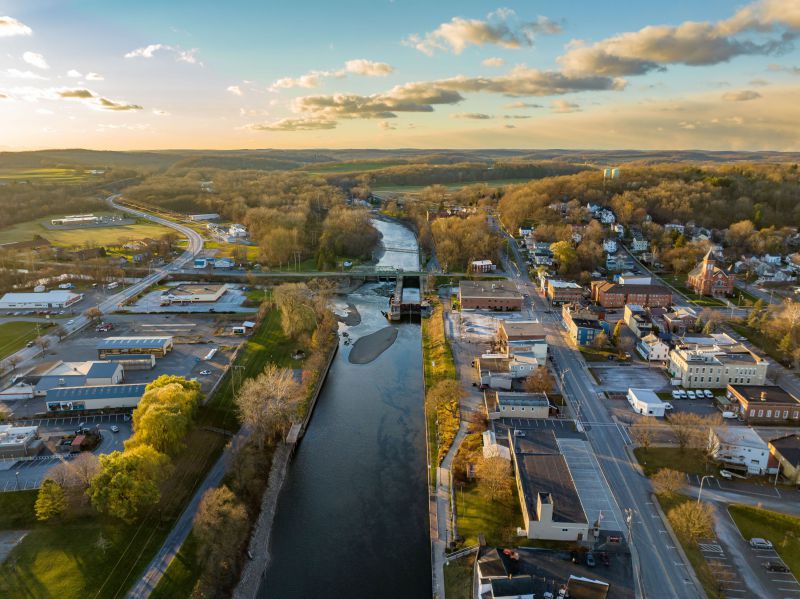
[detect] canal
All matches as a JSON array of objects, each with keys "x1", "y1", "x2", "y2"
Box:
[{"x1": 260, "y1": 218, "x2": 431, "y2": 598}]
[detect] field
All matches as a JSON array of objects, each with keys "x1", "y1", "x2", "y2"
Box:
[
  {"x1": 0, "y1": 321, "x2": 51, "y2": 360},
  {"x1": 729, "y1": 322, "x2": 788, "y2": 364},
  {"x1": 0, "y1": 168, "x2": 91, "y2": 183},
  {"x1": 658, "y1": 274, "x2": 727, "y2": 307},
  {"x1": 0, "y1": 214, "x2": 174, "y2": 247},
  {"x1": 443, "y1": 554, "x2": 475, "y2": 599},
  {"x1": 728, "y1": 505, "x2": 800, "y2": 576},
  {"x1": 634, "y1": 447, "x2": 713, "y2": 477}
]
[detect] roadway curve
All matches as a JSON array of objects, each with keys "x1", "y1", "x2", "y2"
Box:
[{"x1": 4, "y1": 194, "x2": 203, "y2": 369}]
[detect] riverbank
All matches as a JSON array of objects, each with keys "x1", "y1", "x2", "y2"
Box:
[{"x1": 348, "y1": 325, "x2": 398, "y2": 363}]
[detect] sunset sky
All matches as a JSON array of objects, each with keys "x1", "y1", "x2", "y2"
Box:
[{"x1": 1, "y1": 0, "x2": 800, "y2": 151}]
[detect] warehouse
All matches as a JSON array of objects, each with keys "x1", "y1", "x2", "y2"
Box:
[
  {"x1": 97, "y1": 336, "x2": 173, "y2": 358},
  {"x1": 160, "y1": 283, "x2": 227, "y2": 304},
  {"x1": 0, "y1": 290, "x2": 83, "y2": 310},
  {"x1": 46, "y1": 383, "x2": 148, "y2": 412}
]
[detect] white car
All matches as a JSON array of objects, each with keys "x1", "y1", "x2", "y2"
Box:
[
  {"x1": 703, "y1": 390, "x2": 714, "y2": 399},
  {"x1": 676, "y1": 389, "x2": 687, "y2": 399},
  {"x1": 687, "y1": 391, "x2": 697, "y2": 400},
  {"x1": 513, "y1": 429, "x2": 525, "y2": 437},
  {"x1": 663, "y1": 402, "x2": 674, "y2": 411},
  {"x1": 750, "y1": 538, "x2": 773, "y2": 550},
  {"x1": 671, "y1": 390, "x2": 681, "y2": 400},
  {"x1": 110, "y1": 425, "x2": 120, "y2": 433},
  {"x1": 719, "y1": 469, "x2": 734, "y2": 479},
  {"x1": 66, "y1": 319, "x2": 74, "y2": 325},
  {"x1": 199, "y1": 370, "x2": 211, "y2": 375}
]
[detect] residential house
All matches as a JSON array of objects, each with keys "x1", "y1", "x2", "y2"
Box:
[
  {"x1": 613, "y1": 223, "x2": 625, "y2": 237},
  {"x1": 606, "y1": 253, "x2": 636, "y2": 272},
  {"x1": 598, "y1": 209, "x2": 616, "y2": 224},
  {"x1": 727, "y1": 385, "x2": 800, "y2": 425},
  {"x1": 482, "y1": 430, "x2": 511, "y2": 461},
  {"x1": 687, "y1": 251, "x2": 735, "y2": 297},
  {"x1": 623, "y1": 304, "x2": 654, "y2": 338},
  {"x1": 663, "y1": 307, "x2": 697, "y2": 335},
  {"x1": 602, "y1": 239, "x2": 618, "y2": 254},
  {"x1": 637, "y1": 334, "x2": 670, "y2": 363},
  {"x1": 630, "y1": 236, "x2": 649, "y2": 253},
  {"x1": 664, "y1": 223, "x2": 685, "y2": 234},
  {"x1": 708, "y1": 427, "x2": 775, "y2": 475},
  {"x1": 471, "y1": 259, "x2": 497, "y2": 273},
  {"x1": 769, "y1": 434, "x2": 800, "y2": 485},
  {"x1": 563, "y1": 309, "x2": 605, "y2": 346}
]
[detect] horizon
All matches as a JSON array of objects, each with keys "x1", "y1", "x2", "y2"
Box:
[{"x1": 1, "y1": 0, "x2": 800, "y2": 152}]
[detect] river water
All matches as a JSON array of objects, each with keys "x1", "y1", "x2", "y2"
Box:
[{"x1": 260, "y1": 217, "x2": 430, "y2": 598}]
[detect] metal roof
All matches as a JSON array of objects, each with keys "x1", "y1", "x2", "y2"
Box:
[
  {"x1": 103, "y1": 354, "x2": 154, "y2": 361},
  {"x1": 97, "y1": 336, "x2": 172, "y2": 350},
  {"x1": 0, "y1": 291, "x2": 80, "y2": 303},
  {"x1": 46, "y1": 383, "x2": 147, "y2": 402},
  {"x1": 86, "y1": 362, "x2": 121, "y2": 378}
]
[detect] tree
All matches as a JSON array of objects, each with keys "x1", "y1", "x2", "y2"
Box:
[
  {"x1": 193, "y1": 485, "x2": 249, "y2": 594},
  {"x1": 84, "y1": 307, "x2": 102, "y2": 322},
  {"x1": 524, "y1": 366, "x2": 555, "y2": 394},
  {"x1": 52, "y1": 325, "x2": 67, "y2": 341},
  {"x1": 668, "y1": 501, "x2": 714, "y2": 542},
  {"x1": 37, "y1": 337, "x2": 50, "y2": 353},
  {"x1": 46, "y1": 452, "x2": 100, "y2": 507},
  {"x1": 235, "y1": 364, "x2": 300, "y2": 447},
  {"x1": 4, "y1": 355, "x2": 20, "y2": 373},
  {"x1": 273, "y1": 282, "x2": 316, "y2": 338},
  {"x1": 666, "y1": 412, "x2": 706, "y2": 451},
  {"x1": 629, "y1": 417, "x2": 655, "y2": 453},
  {"x1": 88, "y1": 445, "x2": 171, "y2": 523},
  {"x1": 35, "y1": 479, "x2": 67, "y2": 521},
  {"x1": 592, "y1": 332, "x2": 609, "y2": 349},
  {"x1": 652, "y1": 468, "x2": 686, "y2": 496},
  {"x1": 475, "y1": 456, "x2": 513, "y2": 501},
  {"x1": 550, "y1": 241, "x2": 578, "y2": 275},
  {"x1": 127, "y1": 377, "x2": 201, "y2": 455}
]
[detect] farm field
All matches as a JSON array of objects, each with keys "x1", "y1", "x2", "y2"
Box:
[
  {"x1": 0, "y1": 321, "x2": 51, "y2": 360},
  {"x1": 0, "y1": 168, "x2": 92, "y2": 183},
  {"x1": 0, "y1": 214, "x2": 174, "y2": 246}
]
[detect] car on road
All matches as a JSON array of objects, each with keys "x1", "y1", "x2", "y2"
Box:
[
  {"x1": 66, "y1": 319, "x2": 74, "y2": 325},
  {"x1": 110, "y1": 425, "x2": 120, "y2": 433},
  {"x1": 570, "y1": 551, "x2": 581, "y2": 564},
  {"x1": 687, "y1": 391, "x2": 697, "y2": 400},
  {"x1": 763, "y1": 561, "x2": 789, "y2": 572},
  {"x1": 513, "y1": 430, "x2": 525, "y2": 437},
  {"x1": 585, "y1": 553, "x2": 596, "y2": 567},
  {"x1": 663, "y1": 402, "x2": 674, "y2": 411},
  {"x1": 749, "y1": 538, "x2": 773, "y2": 549},
  {"x1": 703, "y1": 390, "x2": 714, "y2": 399},
  {"x1": 719, "y1": 469, "x2": 734, "y2": 479},
  {"x1": 26, "y1": 341, "x2": 34, "y2": 347},
  {"x1": 199, "y1": 370, "x2": 211, "y2": 375},
  {"x1": 600, "y1": 552, "x2": 610, "y2": 567}
]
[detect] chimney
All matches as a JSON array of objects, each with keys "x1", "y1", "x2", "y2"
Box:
[{"x1": 760, "y1": 391, "x2": 767, "y2": 402}]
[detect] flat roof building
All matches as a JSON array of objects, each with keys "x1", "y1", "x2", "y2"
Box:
[
  {"x1": 46, "y1": 383, "x2": 148, "y2": 412},
  {"x1": 458, "y1": 280, "x2": 523, "y2": 311},
  {"x1": 591, "y1": 281, "x2": 672, "y2": 308},
  {"x1": 161, "y1": 283, "x2": 227, "y2": 304},
  {"x1": 627, "y1": 388, "x2": 667, "y2": 417},
  {"x1": 97, "y1": 336, "x2": 173, "y2": 358},
  {"x1": 727, "y1": 384, "x2": 800, "y2": 425},
  {"x1": 546, "y1": 279, "x2": 585, "y2": 304},
  {"x1": 0, "y1": 290, "x2": 83, "y2": 310},
  {"x1": 669, "y1": 345, "x2": 768, "y2": 389},
  {"x1": 485, "y1": 391, "x2": 551, "y2": 420},
  {"x1": 101, "y1": 353, "x2": 156, "y2": 370}
]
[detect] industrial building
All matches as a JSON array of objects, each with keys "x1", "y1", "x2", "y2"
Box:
[
  {"x1": 97, "y1": 336, "x2": 173, "y2": 358},
  {"x1": 458, "y1": 280, "x2": 523, "y2": 311},
  {"x1": 161, "y1": 283, "x2": 227, "y2": 304},
  {"x1": 50, "y1": 214, "x2": 100, "y2": 226},
  {"x1": 46, "y1": 383, "x2": 148, "y2": 412},
  {"x1": 0, "y1": 424, "x2": 41, "y2": 458},
  {"x1": 102, "y1": 353, "x2": 156, "y2": 370},
  {"x1": 0, "y1": 360, "x2": 124, "y2": 401},
  {"x1": 0, "y1": 290, "x2": 83, "y2": 310}
]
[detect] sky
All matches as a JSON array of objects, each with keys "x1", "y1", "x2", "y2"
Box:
[{"x1": 1, "y1": 0, "x2": 800, "y2": 151}]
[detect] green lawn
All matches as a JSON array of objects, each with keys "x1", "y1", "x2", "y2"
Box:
[
  {"x1": 0, "y1": 321, "x2": 51, "y2": 361},
  {"x1": 455, "y1": 482, "x2": 522, "y2": 547},
  {"x1": 579, "y1": 345, "x2": 617, "y2": 362},
  {"x1": 729, "y1": 322, "x2": 788, "y2": 365},
  {"x1": 149, "y1": 533, "x2": 199, "y2": 599},
  {"x1": 0, "y1": 214, "x2": 174, "y2": 247},
  {"x1": 657, "y1": 493, "x2": 723, "y2": 599},
  {"x1": 0, "y1": 490, "x2": 37, "y2": 528},
  {"x1": 728, "y1": 505, "x2": 800, "y2": 576},
  {"x1": 634, "y1": 447, "x2": 714, "y2": 477},
  {"x1": 444, "y1": 554, "x2": 475, "y2": 599},
  {"x1": 659, "y1": 274, "x2": 726, "y2": 307}
]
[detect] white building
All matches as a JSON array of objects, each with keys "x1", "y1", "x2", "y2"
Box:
[
  {"x1": 618, "y1": 273, "x2": 652, "y2": 285},
  {"x1": 708, "y1": 427, "x2": 775, "y2": 475},
  {"x1": 602, "y1": 239, "x2": 618, "y2": 254},
  {"x1": 598, "y1": 209, "x2": 616, "y2": 224},
  {"x1": 631, "y1": 237, "x2": 649, "y2": 252},
  {"x1": 637, "y1": 334, "x2": 670, "y2": 362},
  {"x1": 0, "y1": 291, "x2": 83, "y2": 310},
  {"x1": 0, "y1": 424, "x2": 40, "y2": 458},
  {"x1": 161, "y1": 284, "x2": 227, "y2": 304},
  {"x1": 228, "y1": 224, "x2": 247, "y2": 237},
  {"x1": 482, "y1": 430, "x2": 511, "y2": 461},
  {"x1": 471, "y1": 260, "x2": 497, "y2": 273},
  {"x1": 627, "y1": 388, "x2": 666, "y2": 417},
  {"x1": 668, "y1": 344, "x2": 768, "y2": 389}
]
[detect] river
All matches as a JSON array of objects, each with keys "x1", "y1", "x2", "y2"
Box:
[{"x1": 259, "y1": 217, "x2": 430, "y2": 598}]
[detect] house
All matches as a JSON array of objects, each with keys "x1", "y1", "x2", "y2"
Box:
[
  {"x1": 668, "y1": 345, "x2": 768, "y2": 389},
  {"x1": 687, "y1": 251, "x2": 735, "y2": 297},
  {"x1": 637, "y1": 334, "x2": 670, "y2": 362},
  {"x1": 602, "y1": 239, "x2": 618, "y2": 254},
  {"x1": 518, "y1": 227, "x2": 532, "y2": 237},
  {"x1": 627, "y1": 388, "x2": 666, "y2": 417},
  {"x1": 511, "y1": 432, "x2": 591, "y2": 541},
  {"x1": 563, "y1": 309, "x2": 605, "y2": 347},
  {"x1": 630, "y1": 236, "x2": 649, "y2": 253},
  {"x1": 708, "y1": 427, "x2": 775, "y2": 475},
  {"x1": 161, "y1": 284, "x2": 227, "y2": 305},
  {"x1": 763, "y1": 254, "x2": 782, "y2": 265},
  {"x1": 471, "y1": 259, "x2": 497, "y2": 273},
  {"x1": 663, "y1": 307, "x2": 697, "y2": 335},
  {"x1": 613, "y1": 223, "x2": 625, "y2": 237},
  {"x1": 459, "y1": 281, "x2": 523, "y2": 311},
  {"x1": 485, "y1": 391, "x2": 551, "y2": 420},
  {"x1": 605, "y1": 253, "x2": 636, "y2": 272},
  {"x1": 228, "y1": 223, "x2": 247, "y2": 237},
  {"x1": 727, "y1": 385, "x2": 800, "y2": 424},
  {"x1": 769, "y1": 434, "x2": 800, "y2": 485},
  {"x1": 623, "y1": 304, "x2": 653, "y2": 338},
  {"x1": 598, "y1": 209, "x2": 616, "y2": 224},
  {"x1": 591, "y1": 281, "x2": 672, "y2": 308},
  {"x1": 0, "y1": 290, "x2": 83, "y2": 310},
  {"x1": 664, "y1": 223, "x2": 685, "y2": 234},
  {"x1": 546, "y1": 279, "x2": 584, "y2": 304}
]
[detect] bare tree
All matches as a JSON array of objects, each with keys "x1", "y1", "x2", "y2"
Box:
[
  {"x1": 630, "y1": 417, "x2": 656, "y2": 453},
  {"x1": 37, "y1": 337, "x2": 50, "y2": 354},
  {"x1": 592, "y1": 332, "x2": 609, "y2": 350},
  {"x1": 475, "y1": 456, "x2": 513, "y2": 501},
  {"x1": 235, "y1": 364, "x2": 300, "y2": 447},
  {"x1": 667, "y1": 412, "x2": 708, "y2": 451},
  {"x1": 524, "y1": 366, "x2": 555, "y2": 394},
  {"x1": 652, "y1": 468, "x2": 686, "y2": 496},
  {"x1": 84, "y1": 307, "x2": 102, "y2": 322}
]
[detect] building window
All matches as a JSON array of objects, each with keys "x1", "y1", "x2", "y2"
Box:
[
  {"x1": 767, "y1": 410, "x2": 772, "y2": 418},
  {"x1": 783, "y1": 410, "x2": 789, "y2": 419},
  {"x1": 758, "y1": 410, "x2": 763, "y2": 417},
  {"x1": 794, "y1": 411, "x2": 799, "y2": 419},
  {"x1": 750, "y1": 409, "x2": 755, "y2": 417}
]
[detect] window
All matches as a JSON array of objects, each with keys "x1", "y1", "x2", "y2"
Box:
[
  {"x1": 767, "y1": 410, "x2": 772, "y2": 418},
  {"x1": 794, "y1": 411, "x2": 799, "y2": 419},
  {"x1": 758, "y1": 410, "x2": 763, "y2": 417},
  {"x1": 750, "y1": 409, "x2": 755, "y2": 416},
  {"x1": 783, "y1": 411, "x2": 789, "y2": 419}
]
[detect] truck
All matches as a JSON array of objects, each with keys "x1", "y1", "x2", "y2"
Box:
[{"x1": 106, "y1": 282, "x2": 119, "y2": 290}]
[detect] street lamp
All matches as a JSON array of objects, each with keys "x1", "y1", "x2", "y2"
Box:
[
  {"x1": 15, "y1": 471, "x2": 20, "y2": 490},
  {"x1": 697, "y1": 475, "x2": 714, "y2": 504}
]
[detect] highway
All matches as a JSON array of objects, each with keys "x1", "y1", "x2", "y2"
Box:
[
  {"x1": 493, "y1": 216, "x2": 703, "y2": 599},
  {"x1": 4, "y1": 194, "x2": 204, "y2": 369}
]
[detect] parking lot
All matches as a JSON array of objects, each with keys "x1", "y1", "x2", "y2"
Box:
[
  {"x1": 127, "y1": 284, "x2": 257, "y2": 314},
  {"x1": 590, "y1": 364, "x2": 670, "y2": 392},
  {"x1": 745, "y1": 541, "x2": 800, "y2": 597}
]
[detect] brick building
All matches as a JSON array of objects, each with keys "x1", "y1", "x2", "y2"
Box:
[
  {"x1": 727, "y1": 385, "x2": 800, "y2": 425},
  {"x1": 590, "y1": 281, "x2": 672, "y2": 308},
  {"x1": 687, "y1": 251, "x2": 735, "y2": 297},
  {"x1": 458, "y1": 280, "x2": 523, "y2": 311},
  {"x1": 546, "y1": 279, "x2": 585, "y2": 304}
]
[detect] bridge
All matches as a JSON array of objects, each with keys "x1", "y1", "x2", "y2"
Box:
[{"x1": 380, "y1": 245, "x2": 419, "y2": 255}]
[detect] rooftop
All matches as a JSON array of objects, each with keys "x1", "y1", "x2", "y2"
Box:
[
  {"x1": 769, "y1": 434, "x2": 800, "y2": 466},
  {"x1": 549, "y1": 279, "x2": 583, "y2": 289},
  {"x1": 729, "y1": 385, "x2": 800, "y2": 406},
  {"x1": 85, "y1": 362, "x2": 121, "y2": 379},
  {"x1": 459, "y1": 280, "x2": 523, "y2": 300},
  {"x1": 0, "y1": 424, "x2": 37, "y2": 447},
  {"x1": 500, "y1": 320, "x2": 545, "y2": 339},
  {"x1": 713, "y1": 426, "x2": 768, "y2": 450},
  {"x1": 496, "y1": 391, "x2": 550, "y2": 407},
  {"x1": 571, "y1": 317, "x2": 604, "y2": 330},
  {"x1": 167, "y1": 283, "x2": 226, "y2": 296},
  {"x1": 46, "y1": 383, "x2": 148, "y2": 402},
  {"x1": 97, "y1": 336, "x2": 172, "y2": 350},
  {"x1": 103, "y1": 353, "x2": 154, "y2": 362},
  {"x1": 0, "y1": 290, "x2": 81, "y2": 304}
]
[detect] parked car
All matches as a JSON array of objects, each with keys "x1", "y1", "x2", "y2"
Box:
[
  {"x1": 26, "y1": 341, "x2": 34, "y2": 347},
  {"x1": 663, "y1": 402, "x2": 674, "y2": 411},
  {"x1": 676, "y1": 389, "x2": 687, "y2": 399},
  {"x1": 750, "y1": 538, "x2": 773, "y2": 549},
  {"x1": 110, "y1": 425, "x2": 120, "y2": 433},
  {"x1": 600, "y1": 552, "x2": 610, "y2": 567},
  {"x1": 763, "y1": 561, "x2": 789, "y2": 572},
  {"x1": 513, "y1": 430, "x2": 525, "y2": 437},
  {"x1": 199, "y1": 370, "x2": 211, "y2": 375},
  {"x1": 671, "y1": 390, "x2": 681, "y2": 400},
  {"x1": 722, "y1": 411, "x2": 738, "y2": 419},
  {"x1": 687, "y1": 391, "x2": 697, "y2": 400},
  {"x1": 703, "y1": 390, "x2": 714, "y2": 399},
  {"x1": 570, "y1": 551, "x2": 581, "y2": 564},
  {"x1": 585, "y1": 553, "x2": 596, "y2": 567},
  {"x1": 719, "y1": 469, "x2": 734, "y2": 479}
]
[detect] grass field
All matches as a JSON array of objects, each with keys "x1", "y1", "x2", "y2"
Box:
[
  {"x1": 729, "y1": 322, "x2": 788, "y2": 364},
  {"x1": 634, "y1": 447, "x2": 713, "y2": 477},
  {"x1": 0, "y1": 321, "x2": 51, "y2": 361},
  {"x1": 659, "y1": 274, "x2": 727, "y2": 307},
  {"x1": 455, "y1": 481, "x2": 522, "y2": 547},
  {"x1": 0, "y1": 168, "x2": 90, "y2": 183},
  {"x1": 0, "y1": 214, "x2": 174, "y2": 247},
  {"x1": 443, "y1": 554, "x2": 475, "y2": 599},
  {"x1": 728, "y1": 505, "x2": 800, "y2": 576}
]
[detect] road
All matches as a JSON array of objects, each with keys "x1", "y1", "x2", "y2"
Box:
[
  {"x1": 494, "y1": 217, "x2": 703, "y2": 599},
  {"x1": 3, "y1": 194, "x2": 204, "y2": 370}
]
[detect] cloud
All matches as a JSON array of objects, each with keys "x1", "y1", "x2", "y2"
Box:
[
  {"x1": 125, "y1": 44, "x2": 202, "y2": 65},
  {"x1": 98, "y1": 97, "x2": 143, "y2": 111},
  {"x1": 504, "y1": 124, "x2": 516, "y2": 129},
  {"x1": 405, "y1": 9, "x2": 561, "y2": 55},
  {"x1": 0, "y1": 16, "x2": 32, "y2": 37},
  {"x1": 295, "y1": 82, "x2": 464, "y2": 119},
  {"x1": 551, "y1": 99, "x2": 581, "y2": 113},
  {"x1": 244, "y1": 116, "x2": 338, "y2": 131},
  {"x1": 67, "y1": 69, "x2": 82, "y2": 78},
  {"x1": 482, "y1": 57, "x2": 506, "y2": 67},
  {"x1": 0, "y1": 92, "x2": 7, "y2": 99},
  {"x1": 227, "y1": 85, "x2": 244, "y2": 96},
  {"x1": 22, "y1": 52, "x2": 49, "y2": 70},
  {"x1": 749, "y1": 78, "x2": 770, "y2": 86},
  {"x1": 504, "y1": 100, "x2": 543, "y2": 108},
  {"x1": 86, "y1": 72, "x2": 104, "y2": 81},
  {"x1": 767, "y1": 63, "x2": 800, "y2": 74},
  {"x1": 503, "y1": 114, "x2": 532, "y2": 119},
  {"x1": 270, "y1": 59, "x2": 395, "y2": 91},
  {"x1": 344, "y1": 59, "x2": 394, "y2": 76},
  {"x1": 722, "y1": 89, "x2": 762, "y2": 101},
  {"x1": 5, "y1": 68, "x2": 47, "y2": 80},
  {"x1": 379, "y1": 121, "x2": 396, "y2": 130},
  {"x1": 450, "y1": 112, "x2": 492, "y2": 119},
  {"x1": 58, "y1": 89, "x2": 94, "y2": 99},
  {"x1": 559, "y1": 0, "x2": 800, "y2": 77},
  {"x1": 152, "y1": 109, "x2": 170, "y2": 116},
  {"x1": 57, "y1": 88, "x2": 142, "y2": 111}
]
